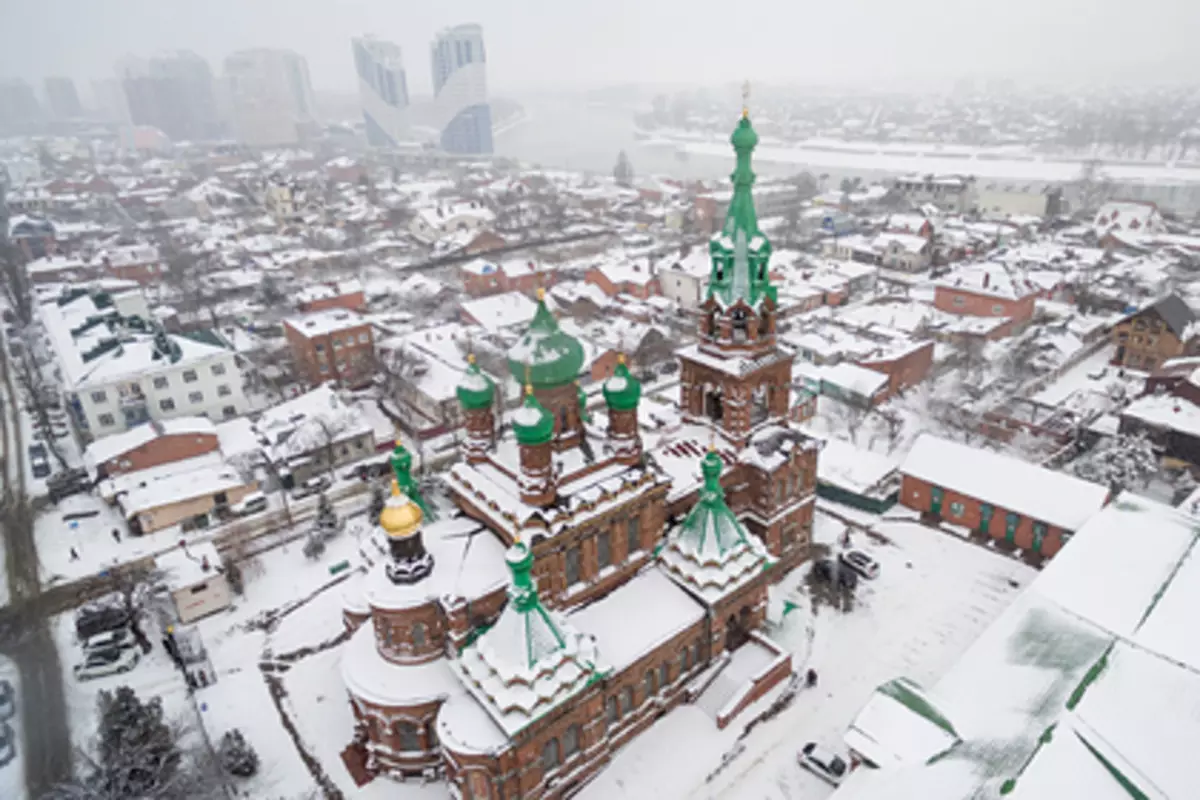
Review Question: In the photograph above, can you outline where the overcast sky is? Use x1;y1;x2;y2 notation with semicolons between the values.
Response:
2;0;1198;96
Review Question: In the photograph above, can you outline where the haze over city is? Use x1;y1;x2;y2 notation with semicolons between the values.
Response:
4;0;1200;93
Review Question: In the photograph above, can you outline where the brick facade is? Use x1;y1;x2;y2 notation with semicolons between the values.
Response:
933;285;1036;337
1111;307;1193;372
858;341;935;401
95;431;219;478
284;318;375;389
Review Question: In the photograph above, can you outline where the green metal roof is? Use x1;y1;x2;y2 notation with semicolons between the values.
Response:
676;450;754;556
707;113;776;310
456;354;495;411
506;293;585;389
390;443;435;520
513;389;554;446
602;357;641;412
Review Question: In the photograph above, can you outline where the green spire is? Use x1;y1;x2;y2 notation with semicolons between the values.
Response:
680;449;753;557
505;541;567;667
707;111;775;309
603;355;641;412
390;443;435;520
506;289;585;389
513;387;554;446
456;353;495;411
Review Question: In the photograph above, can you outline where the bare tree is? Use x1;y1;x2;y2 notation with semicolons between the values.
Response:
0;239;32;325
13;352;69;469
876;408;906;455
831;400;867;445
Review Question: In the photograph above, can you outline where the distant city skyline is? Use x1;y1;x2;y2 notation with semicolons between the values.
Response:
2;0;1199;100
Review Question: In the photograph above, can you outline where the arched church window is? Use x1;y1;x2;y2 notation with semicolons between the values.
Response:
542;738;560;771
412;622;426;648
396;720;420;751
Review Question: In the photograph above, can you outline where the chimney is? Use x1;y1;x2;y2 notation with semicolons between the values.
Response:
983;272;990;288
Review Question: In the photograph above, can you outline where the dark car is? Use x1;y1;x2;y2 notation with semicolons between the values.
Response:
74;596;132;643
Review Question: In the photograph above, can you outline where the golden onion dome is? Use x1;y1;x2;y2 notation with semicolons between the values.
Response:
379;479;423;538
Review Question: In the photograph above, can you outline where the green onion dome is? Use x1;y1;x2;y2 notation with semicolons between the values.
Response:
507;289;585;389
456;353;495;411
513;386;554;446
602;354;641;412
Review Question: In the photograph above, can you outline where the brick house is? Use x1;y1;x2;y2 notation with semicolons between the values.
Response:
460;259;553;298
462;229;507;256
283;309;375;389
1110;294;1198;372
933;263;1039;339
584;260;660;300
900;434;1109;559
1119;393;1200;468
83;417;220;480
857;340;935;400
296;279;367;314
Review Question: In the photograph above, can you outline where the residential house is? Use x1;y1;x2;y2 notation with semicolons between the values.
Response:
857;340;935;400
933;262;1039;339
585;259;660;300
254;385;377;485
83;417;219;480
655;249;710;311
459;259;552;298
1119;392;1200;467
1093;200;1165;240
296;279;367;313
892;174;976;214
157;542;233;624
119;463;258;535
283;309;375;389
899;433;1109;559
1109;294;1198;371
409;201;495;245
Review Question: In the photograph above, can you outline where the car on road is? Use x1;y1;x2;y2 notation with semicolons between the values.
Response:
0;679;14;721
74;647;140;681
229;491;268;516
839;549;880;580
0;721;15;768
292;475;331;500
797;741;848;786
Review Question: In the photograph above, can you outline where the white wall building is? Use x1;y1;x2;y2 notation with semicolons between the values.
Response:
223;48;315;147
655;249;711;311
42;289;249;441
409;200;495;244
352;35;410;147
893;174;977;214
157;542;233;624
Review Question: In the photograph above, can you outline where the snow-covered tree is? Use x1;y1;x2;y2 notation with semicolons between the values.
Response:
314;492;340;542
94;686;181;797
218;729;259;779
369;481;386;523
613;151;634;188
1071;433;1159;495
302;533;326;561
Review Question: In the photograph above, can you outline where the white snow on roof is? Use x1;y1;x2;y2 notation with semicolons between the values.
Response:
935;262;1038;301
819;362;890;399
901;433;1108;531
83;416;216;468
283;308;366;337
155;541;223;590
817;437;898;494
460;291;545;333
570;568;703;673
254;385;373;463
1122;393;1200;439
118;464;250;517
341;624;463;706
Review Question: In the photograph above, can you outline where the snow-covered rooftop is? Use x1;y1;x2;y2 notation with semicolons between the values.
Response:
900;433;1109;531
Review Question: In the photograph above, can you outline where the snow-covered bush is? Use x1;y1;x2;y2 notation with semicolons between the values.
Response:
302;534;326;560
218;729;259;778
314;492;340;542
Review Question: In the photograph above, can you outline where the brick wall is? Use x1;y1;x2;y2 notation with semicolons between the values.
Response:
933;286;1036;329
98;431;219;478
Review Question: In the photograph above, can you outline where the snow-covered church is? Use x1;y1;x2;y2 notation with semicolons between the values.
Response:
339;107;819;799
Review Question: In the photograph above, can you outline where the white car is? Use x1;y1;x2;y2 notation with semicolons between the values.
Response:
797;741;849;786
292;476;331;500
83;628;133;655
230;491;268;516
839;549;881;580
74;647;140;681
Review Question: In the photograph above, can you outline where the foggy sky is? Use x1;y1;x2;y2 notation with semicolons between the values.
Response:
2;0;1199;96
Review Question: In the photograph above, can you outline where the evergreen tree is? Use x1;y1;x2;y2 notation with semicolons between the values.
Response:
302;533;326;561
1071;433;1159;496
613;151;634;188
95;686;182;797
218;729;259;778
314;492;340;541
369;481;386;523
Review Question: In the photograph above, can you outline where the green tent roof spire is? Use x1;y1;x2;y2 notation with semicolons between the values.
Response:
390;442;435;520
707;109;776;310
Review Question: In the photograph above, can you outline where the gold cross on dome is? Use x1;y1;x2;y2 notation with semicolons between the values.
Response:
742;80;751;118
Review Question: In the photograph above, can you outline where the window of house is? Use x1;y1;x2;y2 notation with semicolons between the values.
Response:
346;337;356;348
563;724;580;758
659;663;670;688
189;391;203;404
339;445;348;456
333;338;343;350
182;370;198;383
159;398;175;412
315;343;324;353
597;532;611;569
98;413;115;427
217;385;231;397
950;501;966;517
952;296;965;307
211;363;226;376
355;440;365;450
620;687;633;713
626;516;640;554
222;406;237;419
542;738;560;772
644;670;657;697
396;721;420;751
153;376;168;390
565;546;581;585
682;647;691;672
91;390;107;404
412;622;426;648
319;364;330;374
606;696;619;726
358;332;369;344
992;304;1004;314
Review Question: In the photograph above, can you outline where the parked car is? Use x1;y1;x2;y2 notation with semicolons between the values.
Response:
229;491;268;516
83;628;134;655
1087;366;1108;380
839;549;880;580
73;647;140;681
292;475;331;500
797;741;848;786
74;596;132;642
0;679;14;721
813;558;858;590
0;721;14;768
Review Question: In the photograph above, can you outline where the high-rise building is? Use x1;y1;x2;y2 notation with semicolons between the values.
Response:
223;49;316;147
44;76;82;119
0;79;43;132
118;51;221;141
351;36;410;146
429;23;492;155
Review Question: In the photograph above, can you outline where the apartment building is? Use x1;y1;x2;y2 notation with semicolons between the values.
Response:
283;309;375;389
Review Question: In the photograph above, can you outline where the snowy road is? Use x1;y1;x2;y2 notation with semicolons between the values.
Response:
581;512;1035;800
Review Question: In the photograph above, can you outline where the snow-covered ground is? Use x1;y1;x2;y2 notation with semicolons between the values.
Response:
0;655;22;800
1030;345;1121;406
36;494;154;589
581;511;1035;800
